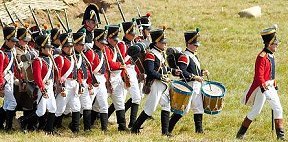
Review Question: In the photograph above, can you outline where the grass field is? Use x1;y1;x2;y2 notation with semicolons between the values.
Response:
1;0;288;141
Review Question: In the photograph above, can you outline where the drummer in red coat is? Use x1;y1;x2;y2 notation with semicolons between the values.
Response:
236;25;285;140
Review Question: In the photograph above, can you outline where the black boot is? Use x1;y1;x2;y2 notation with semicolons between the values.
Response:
275;119;285;140
45;113;55;134
83;110;91;131
168;113;182;134
0;107;6;130
108;104;115;118
194;114;203;133
131;111;149;134
100;113;108;131
54;115;64;129
116;110;129;131
23;110;34;131
236;117;252;139
161;110;170;136
128;103;139;128
38;115;47;131
69;112;80;133
5;110;15;131
91;110;99;126
125;98;132;112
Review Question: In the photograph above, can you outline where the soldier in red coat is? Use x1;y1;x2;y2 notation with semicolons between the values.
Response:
0;26;19;131
54;33;81;133
236;25;285;140
106;25;129;131
84;28;109;131
32;35;57;134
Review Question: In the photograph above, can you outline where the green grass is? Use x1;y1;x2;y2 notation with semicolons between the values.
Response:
1;0;288;141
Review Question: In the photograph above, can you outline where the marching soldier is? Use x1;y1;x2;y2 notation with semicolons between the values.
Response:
236;25;285;140
107;21;142;128
73;31;96;131
106;25;129;131
168;29;209;135
54;33;81;133
0;26;19;131
32;34;57;134
135;15;152;45
131;29;181;135
84;28;109;131
77;3;101;48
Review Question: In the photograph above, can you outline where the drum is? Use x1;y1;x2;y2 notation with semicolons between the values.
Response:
24;64;34;82
201;81;226;115
170;80;193;115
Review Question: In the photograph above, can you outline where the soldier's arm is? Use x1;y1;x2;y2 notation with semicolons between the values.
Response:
0;52;4;86
32;59;45;91
105;47;123;70
54;56;64;81
178;55;195;81
254;54;267;89
144;52;162;80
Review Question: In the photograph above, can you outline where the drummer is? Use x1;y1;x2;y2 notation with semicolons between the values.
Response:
236;25;285;140
168;29;209;135
131;28;181;136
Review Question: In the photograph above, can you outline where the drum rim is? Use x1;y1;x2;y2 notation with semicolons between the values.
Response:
201;81;226;98
171;80;193;96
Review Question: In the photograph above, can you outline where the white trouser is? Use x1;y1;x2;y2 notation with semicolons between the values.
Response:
125;65;141;104
3;73;17;111
36;80;57;117
143;80;170;116
92;74;109;113
109;70;125;111
184;81;204;114
79;79;92;110
55;79;81;117
247;84;283;120
139;82;144;98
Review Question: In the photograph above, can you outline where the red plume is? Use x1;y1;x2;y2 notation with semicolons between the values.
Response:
146;12;151;17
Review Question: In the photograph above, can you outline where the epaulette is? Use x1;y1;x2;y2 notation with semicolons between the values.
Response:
145;52;155;61
178;54;188;64
259;51;267;57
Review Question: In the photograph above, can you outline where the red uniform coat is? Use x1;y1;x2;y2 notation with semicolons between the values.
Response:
0;51;5;86
32;57;51;91
245;50;275;104
54;54;79;81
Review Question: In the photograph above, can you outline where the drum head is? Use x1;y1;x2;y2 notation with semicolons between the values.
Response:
171;80;193;96
201;81;226;98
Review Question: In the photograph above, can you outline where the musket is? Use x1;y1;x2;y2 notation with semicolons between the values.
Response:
64;9;71;33
101;8;110;25
14;12;33;35
136;7;141;17
47;9;54;29
116;0;126;22
3;2;16;25
28;5;43;34
80;52;99;87
0;18;4;28
55;11;68;33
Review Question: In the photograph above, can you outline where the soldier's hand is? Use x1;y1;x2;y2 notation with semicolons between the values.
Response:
194;76;204;82
161;76;171;83
60;87;66;97
202;70;209;76
41;89;49;99
88;84;94;96
21;82;27;90
175;69;182;76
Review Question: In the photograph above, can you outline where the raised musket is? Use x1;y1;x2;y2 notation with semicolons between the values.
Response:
28;5;44;35
116;0;126;22
101;8;110;25
46;9;54;29
55;11;68;33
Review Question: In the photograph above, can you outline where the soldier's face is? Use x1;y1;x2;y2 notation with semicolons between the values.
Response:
85;20;96;32
63;46;74;55
18;39;28;46
143;29;150;37
6;40;16;48
188;43;198;53
156;42;166;51
269;42;278;53
74;44;84;53
42;47;52;56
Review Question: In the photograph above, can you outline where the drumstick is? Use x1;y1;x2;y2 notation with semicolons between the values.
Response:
206;74;212;91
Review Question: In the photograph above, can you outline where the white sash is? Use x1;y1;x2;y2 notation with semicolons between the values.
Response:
112;47;118;62
150;48;165;64
61;56;75;81
184;51;201;72
93;52;104;74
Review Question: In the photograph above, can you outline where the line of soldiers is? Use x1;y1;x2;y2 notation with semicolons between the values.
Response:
0;3;211;137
